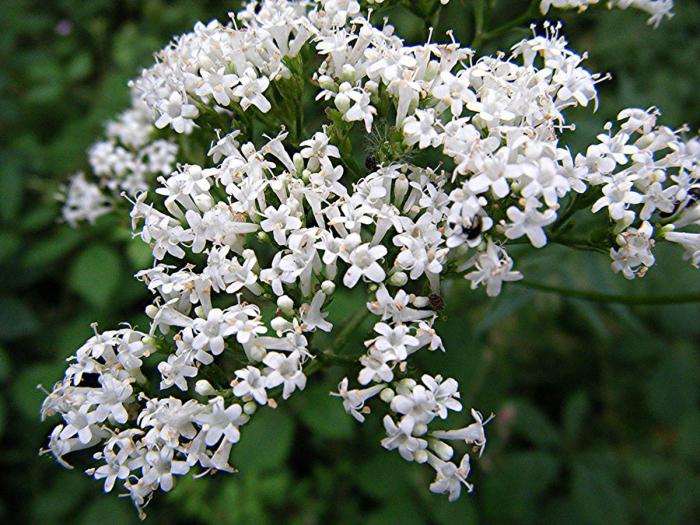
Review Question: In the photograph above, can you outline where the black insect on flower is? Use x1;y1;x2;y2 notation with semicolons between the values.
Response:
465;215;483;240
428;293;445;311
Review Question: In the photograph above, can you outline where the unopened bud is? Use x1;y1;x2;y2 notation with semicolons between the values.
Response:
293;153;304;173
271;316;290;332
413;296;429;308
145;304;158;319
380;387;395;403
243;401;257;415
414;423;428;436
321;280;336;295
195;380;217;396
318;75;335;90
334;92;351;114
341;64;356;82
414;449;428;464
389;271;408;287
277;295;294;314
430;439;454;461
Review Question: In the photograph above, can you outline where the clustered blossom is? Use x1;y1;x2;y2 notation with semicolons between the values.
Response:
45;0;697;516
539;0;674;27
60;97;179;226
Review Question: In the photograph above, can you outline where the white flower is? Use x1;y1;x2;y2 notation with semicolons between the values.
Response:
196;67;239;106
263;351;307;399
380;415;428;461
504;199;557;248
155;92;199;134
343;239;388;288
233;68;271;113
427;453;473;501
192;308;229;356
260;204;302;246
233;366;268;404
300;291;333;332
333;378;384;422
462;241;523;296
195;397;249;446
665;231;700;267
373;322;419;362
610;221;655;279
403;109;441;149
592;173;644;221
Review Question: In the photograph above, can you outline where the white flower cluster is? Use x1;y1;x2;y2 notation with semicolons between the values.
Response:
539;0;673;27
582;109;700;277
60;98;178;226
44;0;698;516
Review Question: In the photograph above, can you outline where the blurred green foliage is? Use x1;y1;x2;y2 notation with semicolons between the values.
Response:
1;0;699;523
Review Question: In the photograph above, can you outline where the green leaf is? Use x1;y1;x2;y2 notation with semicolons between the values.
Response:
293;383;353;439
510;399;560;448
0;347;10;382
646;344;699;424
483;451;559;523
563;391;589;443
571;463;628;525
22;227;83;269
78;496;132;525
233;408;294;472
0;231;20;263
69;244;122;308
126;237;153;269
0;296;39;340
0;161;23;222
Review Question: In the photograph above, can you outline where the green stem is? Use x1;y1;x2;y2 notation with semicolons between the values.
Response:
477;0;539;44
305;307;373;376
471;0;488;48
514;279;700;305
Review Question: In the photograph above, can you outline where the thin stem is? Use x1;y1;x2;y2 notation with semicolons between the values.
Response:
305;307;373;376
478;0;539;44
471;0;488;48
514;279;700;305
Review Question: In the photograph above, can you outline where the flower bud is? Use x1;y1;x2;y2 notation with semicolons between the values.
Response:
194;305;204;318
318;75;336;90
413;296;429;308
145;304;158;319
321;280;336;295
389;271;408;287
341;64;356;83
257;231;270;242
334;92;351;114
399;378;417;390
243;401;257;415
414;423;428;436
293;153;304;173
414;449;428;464
271;316;290;333
429;439;454;461
379;387;395;403
247;345;266;362
277;295;294;314
195;380;217;396
394;174;409;204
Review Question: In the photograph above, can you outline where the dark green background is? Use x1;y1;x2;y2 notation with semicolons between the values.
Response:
1;0;699;523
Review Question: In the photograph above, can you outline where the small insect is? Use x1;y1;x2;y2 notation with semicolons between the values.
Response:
465;215;483;240
365;153;378;172
428;292;445;311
